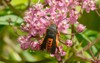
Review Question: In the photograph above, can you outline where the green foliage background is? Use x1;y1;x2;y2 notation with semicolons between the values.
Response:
0;0;100;63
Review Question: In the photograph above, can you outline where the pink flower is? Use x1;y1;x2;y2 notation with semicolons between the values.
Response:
54;48;62;61
49;46;66;61
65;40;73;47
68;16;77;24
21;42;31;50
18;35;31;44
21;0;96;37
58;19;69;33
68;10;79;24
55;53;62;61
60;51;66;56
18;36;27;44
76;24;86;33
30;42;40;50
58;46;66;56
82;0;96;13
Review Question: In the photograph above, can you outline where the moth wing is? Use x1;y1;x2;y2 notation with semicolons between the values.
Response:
50;37;56;54
40;35;48;50
50;32;59;54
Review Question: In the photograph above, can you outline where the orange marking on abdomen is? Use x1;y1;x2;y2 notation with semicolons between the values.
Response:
46;38;53;52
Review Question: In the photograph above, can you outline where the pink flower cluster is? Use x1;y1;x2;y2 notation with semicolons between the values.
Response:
22;0;97;36
18;35;40;50
82;0;97;13
23;4;49;36
18;0;97;61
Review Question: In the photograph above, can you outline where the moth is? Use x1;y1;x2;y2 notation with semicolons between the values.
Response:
40;24;59;54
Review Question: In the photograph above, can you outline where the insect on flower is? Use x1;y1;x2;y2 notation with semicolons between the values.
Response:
40;24;60;54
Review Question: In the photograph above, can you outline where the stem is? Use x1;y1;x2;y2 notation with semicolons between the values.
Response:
89;48;96;60
59;39;65;45
2;0;23;17
61;32;77;36
71;24;75;40
96;10;100;17
97;51;100;59
25;0;31;10
65;52;74;62
8;18;20;36
83;37;100;51
3;28;22;53
76;54;93;62
37;0;41;4
74;37;100;62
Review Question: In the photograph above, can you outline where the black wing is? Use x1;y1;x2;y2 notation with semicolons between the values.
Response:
50;36;56;54
40;35;48;50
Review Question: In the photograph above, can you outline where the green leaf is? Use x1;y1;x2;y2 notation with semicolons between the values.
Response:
84;30;98;41
75;33;91;47
78;10;100;32
94;40;100;50
0;15;23;25
91;46;98;55
0;25;5;33
9;51;22;61
11;0;28;5
0;61;5;63
75;33;91;43
11;0;44;5
22;51;41;62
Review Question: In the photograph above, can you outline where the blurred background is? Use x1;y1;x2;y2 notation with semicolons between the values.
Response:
0;0;100;63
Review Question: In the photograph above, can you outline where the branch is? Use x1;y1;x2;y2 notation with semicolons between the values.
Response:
59;39;65;45
7;18;20;36
25;0;31;10
97;50;100;59
82;37;100;51
89;48;96;60
37;0;41;4
71;24;75;40
76;53;93;62
2;0;23;17
96;10;100;17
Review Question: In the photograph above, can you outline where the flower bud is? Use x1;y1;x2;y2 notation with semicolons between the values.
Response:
58;46;66;56
18;36;27;44
21;42;31;50
76;24;86;33
60;51;66;56
55;54;62;61
65;40;73;47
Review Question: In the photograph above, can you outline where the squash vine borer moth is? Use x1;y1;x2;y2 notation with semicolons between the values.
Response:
40;24;59;54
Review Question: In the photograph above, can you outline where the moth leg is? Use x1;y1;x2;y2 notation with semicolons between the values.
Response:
56;30;60;47
40;38;44;45
56;34;59;47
